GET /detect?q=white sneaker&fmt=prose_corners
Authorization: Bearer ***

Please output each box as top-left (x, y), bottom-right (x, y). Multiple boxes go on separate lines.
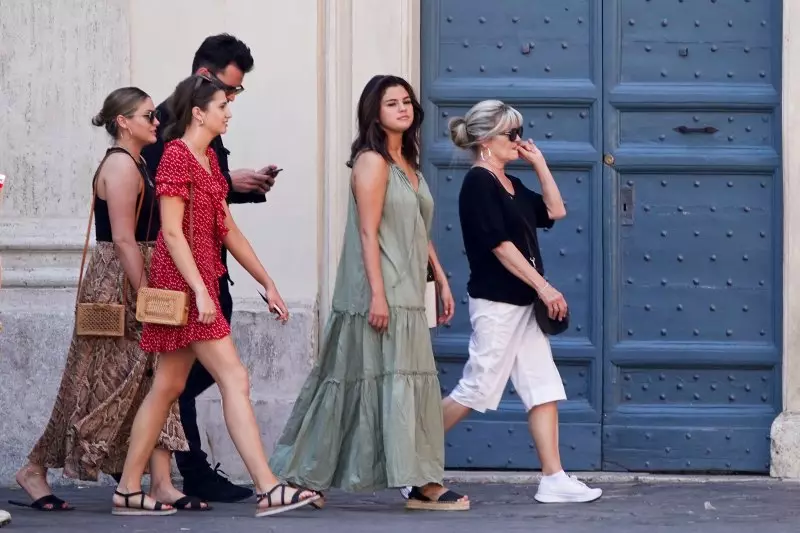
top-left (399, 486), bottom-right (412, 500)
top-left (534, 472), bottom-right (603, 503)
top-left (0, 509), bottom-right (10, 528)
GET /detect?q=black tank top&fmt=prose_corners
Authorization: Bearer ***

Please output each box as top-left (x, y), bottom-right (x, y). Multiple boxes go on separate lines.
top-left (93, 147), bottom-right (160, 242)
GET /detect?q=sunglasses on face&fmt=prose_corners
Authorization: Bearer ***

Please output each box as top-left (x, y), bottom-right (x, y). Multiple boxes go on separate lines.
top-left (501, 126), bottom-right (524, 141)
top-left (128, 109), bottom-right (161, 124)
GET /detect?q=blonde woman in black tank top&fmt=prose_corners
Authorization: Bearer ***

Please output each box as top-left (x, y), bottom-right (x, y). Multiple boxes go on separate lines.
top-left (12, 88), bottom-right (207, 514)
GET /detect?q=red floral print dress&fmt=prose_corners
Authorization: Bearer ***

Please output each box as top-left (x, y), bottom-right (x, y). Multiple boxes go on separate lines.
top-left (140, 140), bottom-right (231, 353)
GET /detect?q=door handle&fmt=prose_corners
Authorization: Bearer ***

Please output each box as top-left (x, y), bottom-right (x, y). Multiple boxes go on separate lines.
top-left (673, 125), bottom-right (718, 134)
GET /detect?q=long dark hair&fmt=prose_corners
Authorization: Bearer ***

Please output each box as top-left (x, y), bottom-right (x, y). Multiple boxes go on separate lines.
top-left (164, 75), bottom-right (224, 142)
top-left (347, 75), bottom-right (424, 169)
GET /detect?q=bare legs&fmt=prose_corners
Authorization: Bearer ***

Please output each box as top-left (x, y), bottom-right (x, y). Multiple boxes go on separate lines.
top-left (148, 448), bottom-right (208, 509)
top-left (113, 336), bottom-right (314, 513)
top-left (442, 396), bottom-right (471, 432)
top-left (528, 402), bottom-right (562, 475)
top-left (114, 348), bottom-right (195, 510)
top-left (189, 337), bottom-right (283, 497)
top-left (442, 396), bottom-right (564, 475)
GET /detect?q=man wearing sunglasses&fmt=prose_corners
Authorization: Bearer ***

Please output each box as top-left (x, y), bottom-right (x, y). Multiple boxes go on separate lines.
top-left (140, 33), bottom-right (277, 504)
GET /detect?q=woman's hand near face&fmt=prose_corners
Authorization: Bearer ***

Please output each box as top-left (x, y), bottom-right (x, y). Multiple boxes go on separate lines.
top-left (516, 139), bottom-right (547, 167)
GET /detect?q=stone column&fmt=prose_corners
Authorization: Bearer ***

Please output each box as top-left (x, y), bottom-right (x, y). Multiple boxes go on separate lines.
top-left (0, 1), bottom-right (132, 485)
top-left (770, 0), bottom-right (800, 479)
top-left (319, 0), bottom-right (421, 326)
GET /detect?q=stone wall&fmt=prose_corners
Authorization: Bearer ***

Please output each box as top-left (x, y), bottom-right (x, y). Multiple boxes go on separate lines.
top-left (0, 0), bottom-right (320, 486)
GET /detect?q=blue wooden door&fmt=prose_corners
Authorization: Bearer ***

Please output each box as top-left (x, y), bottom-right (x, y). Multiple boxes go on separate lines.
top-left (421, 0), bottom-right (605, 471)
top-left (421, 0), bottom-right (782, 473)
top-left (601, 0), bottom-right (782, 472)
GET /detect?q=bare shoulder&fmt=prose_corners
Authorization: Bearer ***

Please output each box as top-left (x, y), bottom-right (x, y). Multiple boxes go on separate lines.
top-left (100, 151), bottom-right (141, 185)
top-left (101, 152), bottom-right (139, 176)
top-left (352, 151), bottom-right (390, 185)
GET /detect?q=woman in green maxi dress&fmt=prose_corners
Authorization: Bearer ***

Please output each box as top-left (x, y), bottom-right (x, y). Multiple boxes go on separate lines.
top-left (270, 75), bottom-right (469, 511)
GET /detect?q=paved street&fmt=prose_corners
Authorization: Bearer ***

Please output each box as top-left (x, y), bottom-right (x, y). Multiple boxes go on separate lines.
top-left (1, 480), bottom-right (799, 533)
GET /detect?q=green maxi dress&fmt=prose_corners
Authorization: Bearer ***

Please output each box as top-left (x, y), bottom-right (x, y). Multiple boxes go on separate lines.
top-left (269, 162), bottom-right (445, 492)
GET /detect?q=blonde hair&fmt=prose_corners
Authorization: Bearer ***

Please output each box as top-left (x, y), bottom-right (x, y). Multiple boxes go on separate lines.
top-left (449, 100), bottom-right (523, 151)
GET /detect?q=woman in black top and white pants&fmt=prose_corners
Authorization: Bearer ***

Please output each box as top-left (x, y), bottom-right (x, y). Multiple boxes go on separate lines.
top-left (446, 100), bottom-right (602, 503)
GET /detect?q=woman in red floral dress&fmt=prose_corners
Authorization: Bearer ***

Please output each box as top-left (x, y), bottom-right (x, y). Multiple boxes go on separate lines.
top-left (111, 75), bottom-right (319, 518)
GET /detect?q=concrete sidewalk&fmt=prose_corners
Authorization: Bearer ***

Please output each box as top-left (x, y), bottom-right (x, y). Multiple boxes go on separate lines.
top-left (2, 480), bottom-right (800, 533)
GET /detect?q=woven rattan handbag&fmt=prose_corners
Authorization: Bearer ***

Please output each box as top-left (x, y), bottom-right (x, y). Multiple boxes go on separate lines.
top-left (134, 147), bottom-right (194, 327)
top-left (75, 150), bottom-right (146, 337)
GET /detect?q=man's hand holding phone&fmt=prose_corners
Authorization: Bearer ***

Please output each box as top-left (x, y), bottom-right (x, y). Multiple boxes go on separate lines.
top-left (230, 165), bottom-right (282, 195)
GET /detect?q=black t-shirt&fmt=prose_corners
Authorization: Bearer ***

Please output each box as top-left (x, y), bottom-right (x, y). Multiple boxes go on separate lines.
top-left (458, 166), bottom-right (554, 306)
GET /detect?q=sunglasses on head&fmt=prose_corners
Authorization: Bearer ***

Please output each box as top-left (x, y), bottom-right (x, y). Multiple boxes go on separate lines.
top-left (128, 109), bottom-right (161, 124)
top-left (195, 73), bottom-right (245, 97)
top-left (501, 126), bottom-right (524, 141)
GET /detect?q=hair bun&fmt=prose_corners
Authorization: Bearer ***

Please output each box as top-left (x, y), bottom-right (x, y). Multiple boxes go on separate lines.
top-left (91, 112), bottom-right (106, 127)
top-left (449, 117), bottom-right (471, 149)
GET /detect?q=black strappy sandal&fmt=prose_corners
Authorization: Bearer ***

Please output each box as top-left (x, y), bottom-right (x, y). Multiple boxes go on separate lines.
top-left (8, 494), bottom-right (74, 512)
top-left (405, 486), bottom-right (470, 511)
top-left (287, 481), bottom-right (325, 509)
top-left (255, 483), bottom-right (320, 517)
top-left (171, 495), bottom-right (212, 512)
top-left (111, 490), bottom-right (176, 516)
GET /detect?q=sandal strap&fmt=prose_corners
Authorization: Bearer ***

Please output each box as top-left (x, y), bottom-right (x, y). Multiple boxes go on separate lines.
top-left (113, 490), bottom-right (146, 509)
top-left (173, 495), bottom-right (203, 509)
top-left (257, 483), bottom-right (304, 508)
top-left (435, 490), bottom-right (464, 503)
top-left (407, 487), bottom-right (464, 503)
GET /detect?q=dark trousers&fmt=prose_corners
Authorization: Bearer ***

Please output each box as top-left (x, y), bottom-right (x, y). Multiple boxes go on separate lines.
top-left (174, 276), bottom-right (233, 477)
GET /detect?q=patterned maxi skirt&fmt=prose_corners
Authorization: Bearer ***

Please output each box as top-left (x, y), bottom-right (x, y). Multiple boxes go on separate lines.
top-left (27, 242), bottom-right (188, 481)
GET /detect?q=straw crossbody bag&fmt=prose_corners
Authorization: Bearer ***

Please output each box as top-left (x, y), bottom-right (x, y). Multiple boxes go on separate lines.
top-left (75, 149), bottom-right (147, 337)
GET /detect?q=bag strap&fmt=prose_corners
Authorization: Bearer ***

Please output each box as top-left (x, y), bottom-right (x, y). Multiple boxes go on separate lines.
top-left (179, 140), bottom-right (196, 249)
top-left (76, 147), bottom-right (146, 309)
top-left (481, 166), bottom-right (542, 274)
top-left (135, 141), bottom-right (196, 289)
top-left (134, 165), bottom-right (158, 288)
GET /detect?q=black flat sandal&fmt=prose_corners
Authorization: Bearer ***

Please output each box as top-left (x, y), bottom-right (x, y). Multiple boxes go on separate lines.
top-left (111, 490), bottom-right (176, 516)
top-left (171, 495), bottom-right (212, 512)
top-left (8, 494), bottom-right (74, 512)
top-left (287, 481), bottom-right (325, 509)
top-left (255, 484), bottom-right (320, 518)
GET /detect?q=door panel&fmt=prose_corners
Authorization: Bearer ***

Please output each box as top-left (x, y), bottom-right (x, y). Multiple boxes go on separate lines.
top-left (421, 0), bottom-right (782, 473)
top-left (602, 0), bottom-right (782, 472)
top-left (422, 0), bottom-right (604, 470)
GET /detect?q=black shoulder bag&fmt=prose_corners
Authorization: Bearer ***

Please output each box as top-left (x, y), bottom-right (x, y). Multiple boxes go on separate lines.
top-left (483, 168), bottom-right (569, 336)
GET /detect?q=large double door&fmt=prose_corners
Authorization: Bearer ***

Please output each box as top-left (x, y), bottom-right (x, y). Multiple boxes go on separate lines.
top-left (422, 0), bottom-right (782, 472)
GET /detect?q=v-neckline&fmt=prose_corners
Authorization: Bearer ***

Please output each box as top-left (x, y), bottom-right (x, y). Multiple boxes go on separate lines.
top-left (393, 162), bottom-right (420, 194)
top-left (477, 165), bottom-right (516, 198)
top-left (180, 140), bottom-right (213, 177)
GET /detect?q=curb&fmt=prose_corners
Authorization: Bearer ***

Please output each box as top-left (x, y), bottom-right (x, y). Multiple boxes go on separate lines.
top-left (443, 470), bottom-right (798, 485)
